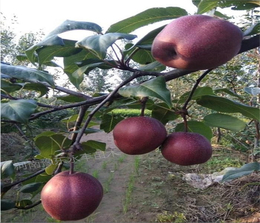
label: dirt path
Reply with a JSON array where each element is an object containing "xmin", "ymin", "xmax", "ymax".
[{"xmin": 80, "ymin": 129, "xmax": 136, "ymax": 222}]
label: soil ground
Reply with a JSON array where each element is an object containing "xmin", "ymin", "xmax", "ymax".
[{"xmin": 1, "ymin": 130, "xmax": 260, "ymax": 223}]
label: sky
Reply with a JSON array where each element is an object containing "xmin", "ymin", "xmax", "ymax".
[{"xmin": 1, "ymin": 0, "xmax": 197, "ymax": 39}]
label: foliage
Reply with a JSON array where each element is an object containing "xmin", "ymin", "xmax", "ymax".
[{"xmin": 1, "ymin": 0, "xmax": 260, "ymax": 212}]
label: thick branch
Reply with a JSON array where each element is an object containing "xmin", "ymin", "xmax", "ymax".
[
  {"xmin": 2, "ymin": 35, "xmax": 258, "ymax": 123},
  {"xmin": 239, "ymin": 34, "xmax": 260, "ymax": 54}
]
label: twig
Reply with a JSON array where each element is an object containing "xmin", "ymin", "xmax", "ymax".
[
  {"xmin": 182, "ymin": 69, "xmax": 212, "ymax": 110},
  {"xmin": 16, "ymin": 200, "xmax": 42, "ymax": 210},
  {"xmin": 1, "ymin": 169, "xmax": 45, "ymax": 195},
  {"xmin": 70, "ymin": 105, "xmax": 89, "ymax": 144}
]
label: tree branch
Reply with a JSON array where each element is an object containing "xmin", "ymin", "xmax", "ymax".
[
  {"xmin": 1, "ymin": 169, "xmax": 45, "ymax": 195},
  {"xmin": 239, "ymin": 34, "xmax": 260, "ymax": 54},
  {"xmin": 2, "ymin": 35, "xmax": 258, "ymax": 123}
]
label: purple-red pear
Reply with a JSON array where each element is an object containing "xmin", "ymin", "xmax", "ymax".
[
  {"xmin": 113, "ymin": 116, "xmax": 167, "ymax": 155},
  {"xmin": 41, "ymin": 171, "xmax": 103, "ymax": 221},
  {"xmin": 161, "ymin": 132, "xmax": 212, "ymax": 165},
  {"xmin": 151, "ymin": 15, "xmax": 243, "ymax": 70}
]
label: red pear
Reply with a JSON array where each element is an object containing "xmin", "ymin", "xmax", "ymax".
[
  {"xmin": 41, "ymin": 171, "xmax": 103, "ymax": 221},
  {"xmin": 113, "ymin": 116, "xmax": 167, "ymax": 155},
  {"xmin": 161, "ymin": 132, "xmax": 212, "ymax": 165},
  {"xmin": 151, "ymin": 15, "xmax": 243, "ymax": 70}
]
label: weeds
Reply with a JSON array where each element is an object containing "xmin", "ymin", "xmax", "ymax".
[
  {"xmin": 204, "ymin": 156, "xmax": 243, "ymax": 173},
  {"xmin": 103, "ymin": 172, "xmax": 114, "ymax": 193},
  {"xmin": 123, "ymin": 174, "xmax": 135, "ymax": 213},
  {"xmin": 156, "ymin": 211, "xmax": 186, "ymax": 223},
  {"xmin": 101, "ymin": 161, "xmax": 107, "ymax": 170},
  {"xmin": 92, "ymin": 169, "xmax": 99, "ymax": 179},
  {"xmin": 123, "ymin": 156, "xmax": 140, "ymax": 213}
]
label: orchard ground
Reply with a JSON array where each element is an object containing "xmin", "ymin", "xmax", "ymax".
[{"xmin": 1, "ymin": 128, "xmax": 260, "ymax": 223}]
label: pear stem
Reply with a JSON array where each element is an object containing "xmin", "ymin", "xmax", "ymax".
[
  {"xmin": 183, "ymin": 113, "xmax": 188, "ymax": 132},
  {"xmin": 140, "ymin": 97, "xmax": 148, "ymax": 116},
  {"xmin": 69, "ymin": 156, "xmax": 75, "ymax": 175}
]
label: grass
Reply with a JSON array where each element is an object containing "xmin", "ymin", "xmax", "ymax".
[
  {"xmin": 204, "ymin": 156, "xmax": 243, "ymax": 173},
  {"xmin": 123, "ymin": 174, "xmax": 135, "ymax": 214},
  {"xmin": 122, "ymin": 156, "xmax": 140, "ymax": 214},
  {"xmin": 101, "ymin": 161, "xmax": 108, "ymax": 170},
  {"xmin": 103, "ymin": 171, "xmax": 114, "ymax": 193},
  {"xmin": 156, "ymin": 211, "xmax": 187, "ymax": 223},
  {"xmin": 134, "ymin": 155, "xmax": 140, "ymax": 175},
  {"xmin": 92, "ymin": 169, "xmax": 99, "ymax": 179}
]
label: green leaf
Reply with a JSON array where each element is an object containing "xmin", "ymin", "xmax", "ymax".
[
  {"xmin": 46, "ymin": 20, "xmax": 102, "ymax": 37},
  {"xmin": 75, "ymin": 140, "xmax": 106, "ymax": 158},
  {"xmin": 1, "ymin": 99, "xmax": 37, "ymax": 123},
  {"xmin": 34, "ymin": 136, "xmax": 60, "ymax": 159},
  {"xmin": 25, "ymin": 35, "xmax": 65, "ymax": 64},
  {"xmin": 63, "ymin": 50, "xmax": 94, "ymax": 74},
  {"xmin": 45, "ymin": 163, "xmax": 58, "ymax": 175},
  {"xmin": 135, "ymin": 26, "xmax": 165, "ymax": 48},
  {"xmin": 214, "ymin": 11, "xmax": 231, "ymax": 19},
  {"xmin": 204, "ymin": 113, "xmax": 246, "ymax": 131},
  {"xmin": 76, "ymin": 33, "xmax": 137, "ymax": 59},
  {"xmin": 1, "ymin": 80, "xmax": 22, "ymax": 93},
  {"xmin": 1, "ymin": 81, "xmax": 48, "ymax": 97},
  {"xmin": 243, "ymin": 22, "xmax": 260, "ymax": 36},
  {"xmin": 192, "ymin": 0, "xmax": 201, "ymax": 7},
  {"xmin": 36, "ymin": 39, "xmax": 81, "ymax": 66},
  {"xmin": 100, "ymin": 113, "xmax": 124, "ymax": 133},
  {"xmin": 222, "ymin": 162, "xmax": 260, "ymax": 182},
  {"xmin": 152, "ymin": 103, "xmax": 179, "ymax": 125},
  {"xmin": 197, "ymin": 0, "xmax": 218, "ymax": 14},
  {"xmin": 1, "ymin": 64, "xmax": 55, "ymax": 86},
  {"xmin": 175, "ymin": 121, "xmax": 213, "ymax": 140},
  {"xmin": 138, "ymin": 61, "xmax": 166, "ymax": 72},
  {"xmin": 34, "ymin": 134, "xmax": 72, "ymax": 159},
  {"xmin": 1, "ymin": 161, "xmax": 15, "ymax": 179},
  {"xmin": 23, "ymin": 83, "xmax": 49, "ymax": 97},
  {"xmin": 125, "ymin": 26, "xmax": 166, "ymax": 64},
  {"xmin": 82, "ymin": 140, "xmax": 106, "ymax": 151},
  {"xmin": 179, "ymin": 86, "xmax": 214, "ymax": 103},
  {"xmin": 1, "ymin": 200, "xmax": 16, "ymax": 210},
  {"xmin": 214, "ymin": 88, "xmax": 242, "ymax": 100},
  {"xmin": 57, "ymin": 94, "xmax": 86, "ymax": 102},
  {"xmin": 25, "ymin": 20, "xmax": 102, "ymax": 64},
  {"xmin": 196, "ymin": 95, "xmax": 260, "ymax": 121},
  {"xmin": 119, "ymin": 76, "xmax": 172, "ymax": 108},
  {"xmin": 19, "ymin": 182, "xmax": 42, "ymax": 193},
  {"xmin": 70, "ymin": 61, "xmax": 112, "ymax": 89},
  {"xmin": 106, "ymin": 7, "xmax": 188, "ymax": 33},
  {"xmin": 16, "ymin": 199, "xmax": 33, "ymax": 208},
  {"xmin": 34, "ymin": 131, "xmax": 57, "ymax": 139},
  {"xmin": 125, "ymin": 43, "xmax": 155, "ymax": 64},
  {"xmin": 197, "ymin": 0, "xmax": 260, "ymax": 13}
]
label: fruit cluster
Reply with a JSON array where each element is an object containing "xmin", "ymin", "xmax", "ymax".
[{"xmin": 113, "ymin": 116, "xmax": 212, "ymax": 165}]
